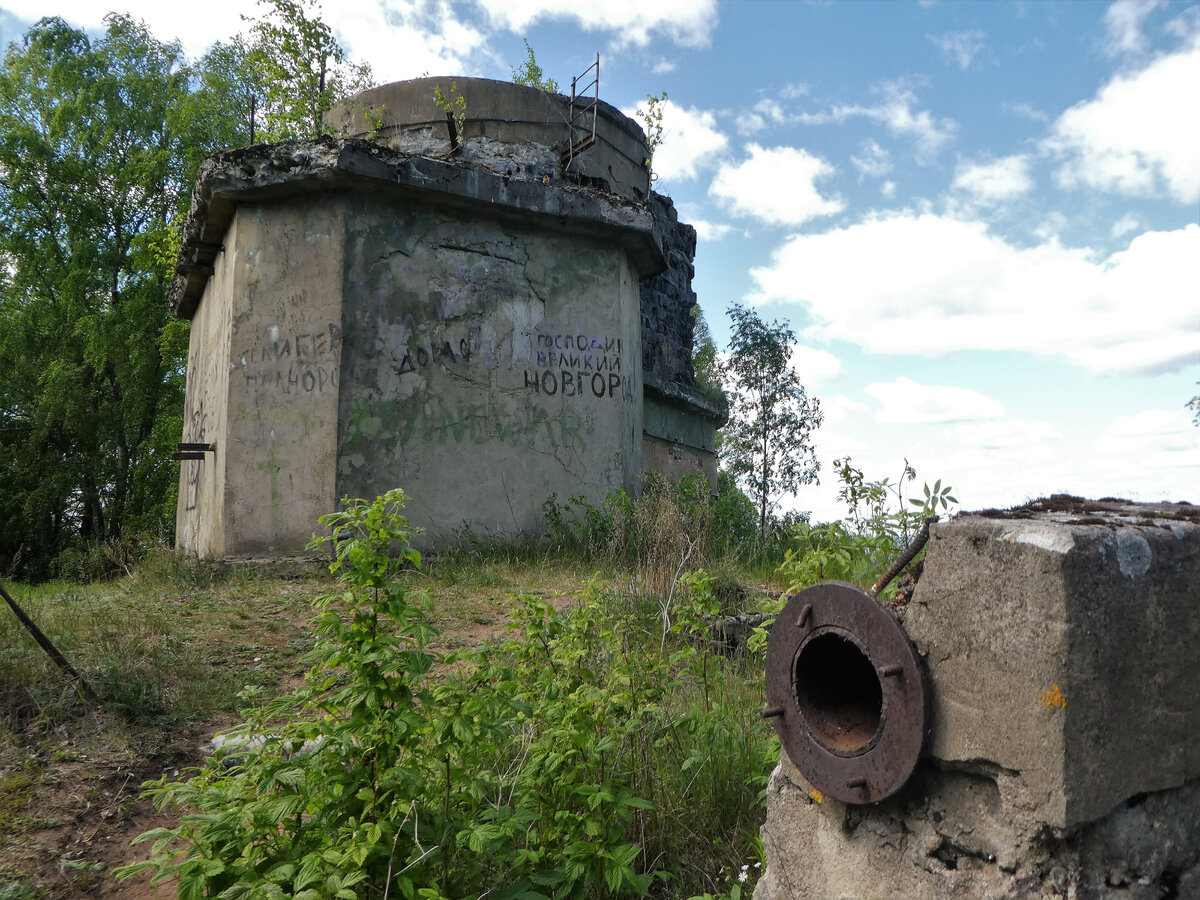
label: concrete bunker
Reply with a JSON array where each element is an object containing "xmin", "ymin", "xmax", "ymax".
[
  {"xmin": 755, "ymin": 498, "xmax": 1200, "ymax": 898},
  {"xmin": 169, "ymin": 77, "xmax": 724, "ymax": 558}
]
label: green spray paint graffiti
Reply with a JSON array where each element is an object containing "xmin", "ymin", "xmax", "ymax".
[{"xmin": 349, "ymin": 397, "xmax": 588, "ymax": 453}]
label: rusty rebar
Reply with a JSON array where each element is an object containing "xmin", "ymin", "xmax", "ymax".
[{"xmin": 868, "ymin": 516, "xmax": 937, "ymax": 599}]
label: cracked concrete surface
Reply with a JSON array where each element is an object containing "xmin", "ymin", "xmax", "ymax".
[{"xmin": 755, "ymin": 501, "xmax": 1200, "ymax": 899}]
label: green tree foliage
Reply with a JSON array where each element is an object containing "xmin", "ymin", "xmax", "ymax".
[
  {"xmin": 633, "ymin": 91, "xmax": 667, "ymax": 181},
  {"xmin": 242, "ymin": 0, "xmax": 373, "ymax": 140},
  {"xmin": 510, "ymin": 37, "xmax": 559, "ymax": 93},
  {"xmin": 721, "ymin": 303, "xmax": 823, "ymax": 538},
  {"xmin": 778, "ymin": 458, "xmax": 956, "ymax": 595},
  {"xmin": 0, "ymin": 7, "xmax": 372, "ymax": 579},
  {"xmin": 188, "ymin": 36, "xmax": 266, "ymax": 148},
  {"xmin": 690, "ymin": 305, "xmax": 723, "ymax": 404},
  {"xmin": 1189, "ymin": 386, "xmax": 1199, "ymax": 426},
  {"xmin": 0, "ymin": 15, "xmax": 217, "ymax": 578}
]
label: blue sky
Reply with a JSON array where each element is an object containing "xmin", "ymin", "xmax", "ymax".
[{"xmin": 3, "ymin": 0, "xmax": 1197, "ymax": 521}]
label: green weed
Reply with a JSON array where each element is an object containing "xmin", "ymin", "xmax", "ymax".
[{"xmin": 119, "ymin": 492, "xmax": 778, "ymax": 898}]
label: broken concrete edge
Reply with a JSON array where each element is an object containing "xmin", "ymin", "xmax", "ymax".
[
  {"xmin": 962, "ymin": 493, "xmax": 1200, "ymax": 526},
  {"xmin": 643, "ymin": 372, "xmax": 729, "ymax": 425},
  {"xmin": 169, "ymin": 136, "xmax": 667, "ymax": 320},
  {"xmin": 756, "ymin": 753, "xmax": 1200, "ymax": 900}
]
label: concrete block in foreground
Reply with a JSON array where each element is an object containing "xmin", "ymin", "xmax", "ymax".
[{"xmin": 755, "ymin": 498, "xmax": 1200, "ymax": 899}]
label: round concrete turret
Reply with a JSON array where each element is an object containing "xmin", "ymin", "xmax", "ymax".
[{"xmin": 326, "ymin": 77, "xmax": 651, "ymax": 201}]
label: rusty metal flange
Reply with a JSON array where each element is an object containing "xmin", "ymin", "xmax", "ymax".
[{"xmin": 764, "ymin": 581, "xmax": 927, "ymax": 804}]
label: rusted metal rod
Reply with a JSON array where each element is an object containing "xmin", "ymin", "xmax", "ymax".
[
  {"xmin": 869, "ymin": 516, "xmax": 937, "ymax": 599},
  {"xmin": 0, "ymin": 580, "xmax": 100, "ymax": 704}
]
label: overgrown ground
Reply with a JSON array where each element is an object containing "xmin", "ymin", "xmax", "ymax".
[
  {"xmin": 0, "ymin": 550, "xmax": 641, "ymax": 898},
  {"xmin": 0, "ymin": 465, "xmax": 937, "ymax": 899},
  {"xmin": 1, "ymin": 545, "xmax": 778, "ymax": 899}
]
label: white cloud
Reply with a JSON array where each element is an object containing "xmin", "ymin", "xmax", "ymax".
[
  {"xmin": 754, "ymin": 98, "xmax": 786, "ymax": 124},
  {"xmin": 1111, "ymin": 213, "xmax": 1141, "ymax": 237},
  {"xmin": 851, "ymin": 139, "xmax": 893, "ymax": 179},
  {"xmin": 880, "ymin": 180, "xmax": 896, "ymax": 198},
  {"xmin": 472, "ymin": 0, "xmax": 719, "ymax": 48},
  {"xmin": 865, "ymin": 377, "xmax": 1006, "ymax": 425},
  {"xmin": 780, "ymin": 82, "xmax": 810, "ymax": 100},
  {"xmin": 928, "ymin": 29, "xmax": 986, "ymax": 70},
  {"xmin": 1006, "ymin": 101, "xmax": 1049, "ymax": 123},
  {"xmin": 651, "ymin": 57, "xmax": 677, "ymax": 74},
  {"xmin": 709, "ymin": 144, "xmax": 843, "ymax": 226},
  {"xmin": 747, "ymin": 214, "xmax": 1200, "ymax": 375},
  {"xmin": 952, "ymin": 154, "xmax": 1034, "ymax": 203},
  {"xmin": 1045, "ymin": 38, "xmax": 1200, "ymax": 203},
  {"xmin": 736, "ymin": 112, "xmax": 766, "ymax": 135},
  {"xmin": 1096, "ymin": 408, "xmax": 1200, "ymax": 469},
  {"xmin": 1103, "ymin": 0, "xmax": 1164, "ymax": 57},
  {"xmin": 626, "ymin": 99, "xmax": 728, "ymax": 182},
  {"xmin": 791, "ymin": 345, "xmax": 842, "ymax": 388},
  {"xmin": 1032, "ymin": 210, "xmax": 1070, "ymax": 241},
  {"xmin": 676, "ymin": 202, "xmax": 735, "ymax": 242},
  {"xmin": 819, "ymin": 394, "xmax": 869, "ymax": 428},
  {"xmin": 950, "ymin": 419, "xmax": 1063, "ymax": 451},
  {"xmin": 798, "ymin": 81, "xmax": 957, "ymax": 161},
  {"xmin": 690, "ymin": 218, "xmax": 735, "ymax": 242},
  {"xmin": 736, "ymin": 98, "xmax": 789, "ymax": 135},
  {"xmin": 342, "ymin": 1, "xmax": 490, "ymax": 81},
  {"xmin": 11, "ymin": 0, "xmax": 493, "ymax": 82},
  {"xmin": 1, "ymin": 0, "xmax": 248, "ymax": 59},
  {"xmin": 26, "ymin": 0, "xmax": 719, "ymax": 73}
]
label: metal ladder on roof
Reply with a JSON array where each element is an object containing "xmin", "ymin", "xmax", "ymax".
[{"xmin": 561, "ymin": 54, "xmax": 599, "ymax": 169}]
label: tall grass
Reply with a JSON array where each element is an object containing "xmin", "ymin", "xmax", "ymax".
[{"xmin": 0, "ymin": 555, "xmax": 323, "ymax": 733}]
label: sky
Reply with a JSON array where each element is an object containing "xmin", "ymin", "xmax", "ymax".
[{"xmin": 2, "ymin": 0, "xmax": 1197, "ymax": 522}]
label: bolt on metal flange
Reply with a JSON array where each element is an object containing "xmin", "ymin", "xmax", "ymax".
[{"xmin": 764, "ymin": 581, "xmax": 928, "ymax": 805}]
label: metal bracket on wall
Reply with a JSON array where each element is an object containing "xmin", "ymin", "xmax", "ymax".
[
  {"xmin": 561, "ymin": 54, "xmax": 600, "ymax": 169},
  {"xmin": 174, "ymin": 441, "xmax": 216, "ymax": 461}
]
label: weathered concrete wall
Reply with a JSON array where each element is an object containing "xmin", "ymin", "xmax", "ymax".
[
  {"xmin": 221, "ymin": 199, "xmax": 345, "ymax": 556},
  {"xmin": 175, "ymin": 215, "xmax": 238, "ymax": 557},
  {"xmin": 641, "ymin": 193, "xmax": 699, "ymax": 393},
  {"xmin": 639, "ymin": 193, "xmax": 726, "ymax": 488},
  {"xmin": 336, "ymin": 192, "xmax": 642, "ymax": 540},
  {"xmin": 755, "ymin": 499, "xmax": 1200, "ymax": 899},
  {"xmin": 326, "ymin": 77, "xmax": 650, "ymax": 202},
  {"xmin": 172, "ymin": 134, "xmax": 662, "ymax": 556}
]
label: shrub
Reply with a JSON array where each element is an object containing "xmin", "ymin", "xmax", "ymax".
[{"xmin": 120, "ymin": 491, "xmax": 778, "ymax": 898}]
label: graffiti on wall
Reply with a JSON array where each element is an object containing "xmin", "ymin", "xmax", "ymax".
[
  {"xmin": 235, "ymin": 319, "xmax": 342, "ymax": 395},
  {"xmin": 393, "ymin": 325, "xmax": 486, "ymax": 378},
  {"xmin": 525, "ymin": 332, "xmax": 632, "ymax": 401},
  {"xmin": 349, "ymin": 396, "xmax": 588, "ymax": 454}
]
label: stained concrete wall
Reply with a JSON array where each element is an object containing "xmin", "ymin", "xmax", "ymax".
[
  {"xmin": 222, "ymin": 200, "xmax": 345, "ymax": 556},
  {"xmin": 177, "ymin": 200, "xmax": 345, "ymax": 557},
  {"xmin": 754, "ymin": 499, "xmax": 1200, "ymax": 899},
  {"xmin": 170, "ymin": 135, "xmax": 662, "ymax": 556},
  {"xmin": 172, "ymin": 76, "xmax": 722, "ymax": 555},
  {"xmin": 175, "ymin": 215, "xmax": 238, "ymax": 557},
  {"xmin": 335, "ymin": 193, "xmax": 642, "ymax": 539}
]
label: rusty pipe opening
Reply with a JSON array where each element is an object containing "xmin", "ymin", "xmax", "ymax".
[
  {"xmin": 765, "ymin": 581, "xmax": 928, "ymax": 804},
  {"xmin": 793, "ymin": 630, "xmax": 883, "ymax": 755}
]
